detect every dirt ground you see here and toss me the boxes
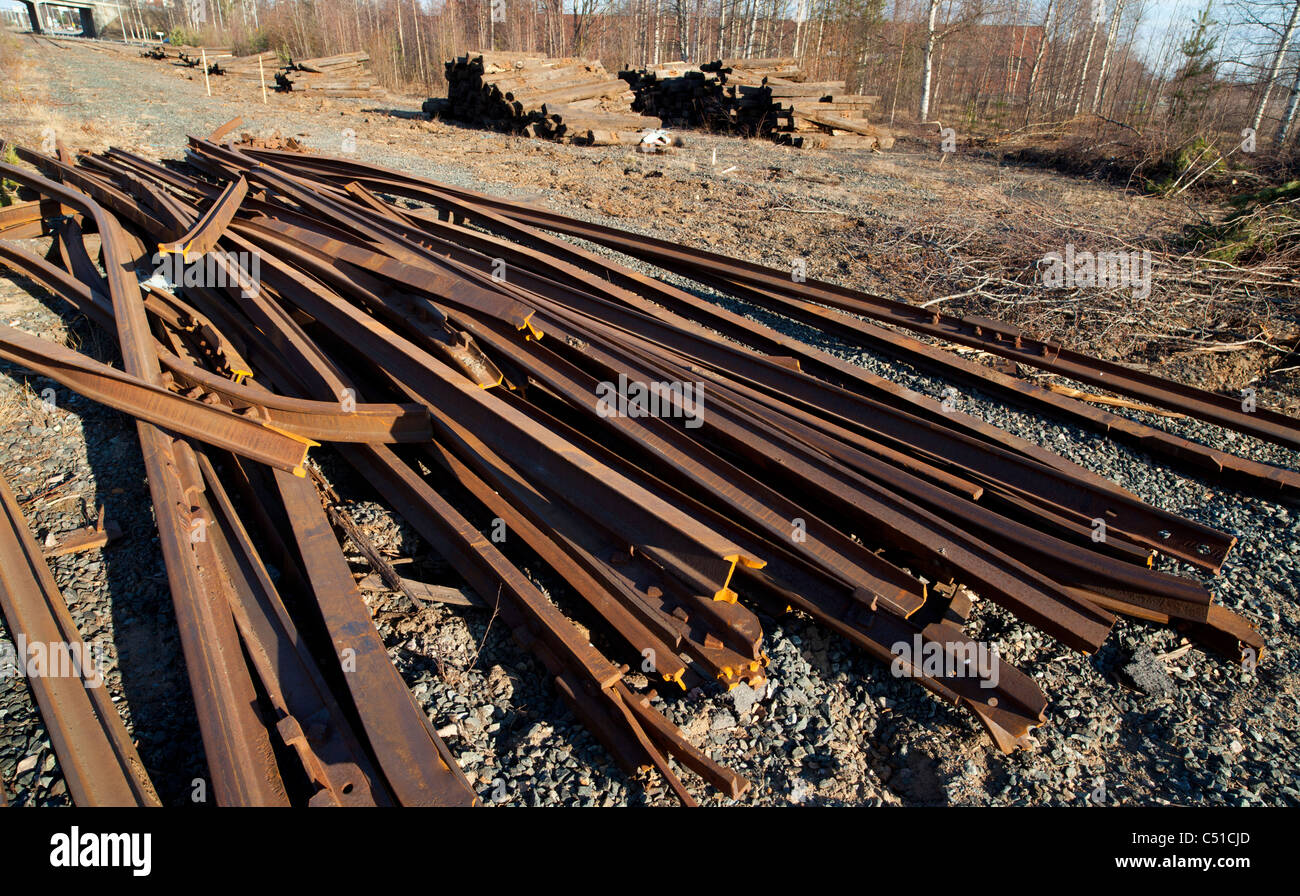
[1,34,1298,808]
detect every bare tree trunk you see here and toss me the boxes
[1105,3,1141,118]
[1006,24,1019,104]
[1091,0,1125,113]
[653,0,663,63]
[889,23,909,126]
[681,0,691,59]
[395,0,406,83]
[1073,11,1100,116]
[633,0,643,62]
[811,0,821,70]
[1278,61,1300,144]
[1252,0,1300,132]
[717,0,728,59]
[792,1,805,61]
[919,0,940,122]
[745,0,757,57]
[412,0,426,85]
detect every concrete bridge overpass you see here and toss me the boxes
[17,1,126,39]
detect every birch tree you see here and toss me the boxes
[1091,0,1127,113]
[919,0,988,123]
[1277,57,1300,141]
[1250,0,1300,130]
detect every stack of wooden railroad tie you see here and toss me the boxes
[621,56,892,150]
[276,52,383,98]
[140,46,381,99]
[433,52,661,146]
[138,44,232,63]
[210,51,278,85]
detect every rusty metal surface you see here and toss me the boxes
[0,136,1272,807]
[194,451,391,807]
[316,155,1296,450]
[271,469,478,807]
[157,175,248,258]
[249,147,1300,496]
[0,322,315,474]
[1,157,291,806]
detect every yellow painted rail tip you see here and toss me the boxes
[263,422,321,450]
[520,312,543,341]
[713,552,766,602]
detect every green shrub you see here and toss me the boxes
[167,27,201,47]
[1192,180,1300,263]
[1143,136,1226,195]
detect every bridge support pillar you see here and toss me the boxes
[20,1,43,34]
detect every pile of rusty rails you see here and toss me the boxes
[0,132,1292,807]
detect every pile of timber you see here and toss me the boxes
[619,61,734,131]
[139,45,382,99]
[621,56,893,150]
[277,52,383,98]
[767,84,891,150]
[435,52,660,146]
[210,51,279,83]
[140,44,232,64]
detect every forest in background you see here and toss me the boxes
[60,0,1296,154]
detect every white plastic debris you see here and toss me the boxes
[637,128,674,153]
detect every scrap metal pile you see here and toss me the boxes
[434,52,660,146]
[0,132,1293,806]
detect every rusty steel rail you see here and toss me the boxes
[193,450,392,807]
[14,155,477,805]
[0,227,434,447]
[271,470,478,807]
[247,147,1300,497]
[398,215,1234,574]
[0,136,1273,807]
[0,322,315,474]
[223,151,1263,601]
[343,443,749,800]
[205,150,1258,647]
[0,158,296,805]
[225,155,1224,615]
[0,470,161,807]
[237,161,1246,571]
[310,154,1300,453]
[157,175,248,258]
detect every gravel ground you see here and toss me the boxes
[0,36,1297,807]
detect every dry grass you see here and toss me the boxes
[0,378,57,432]
[0,31,24,82]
